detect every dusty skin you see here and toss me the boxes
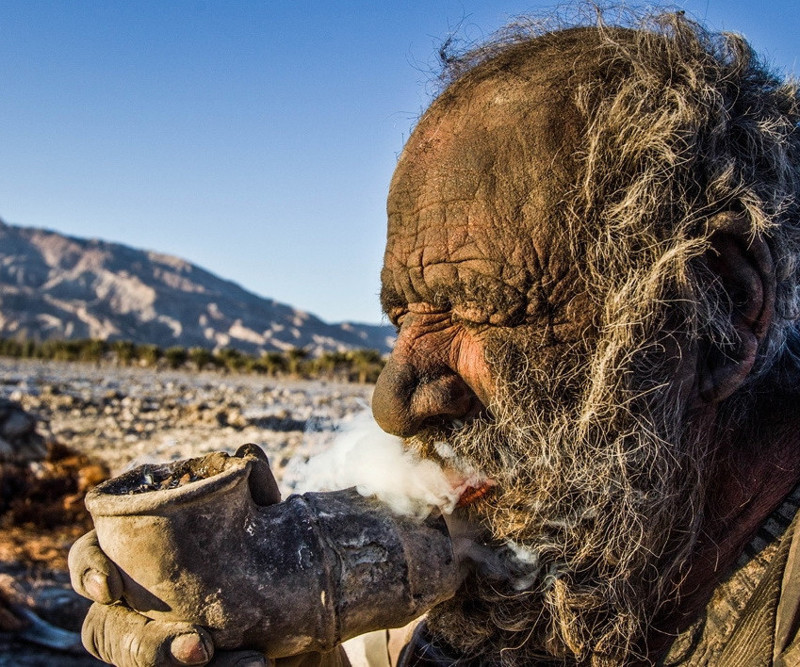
[69,10,800,667]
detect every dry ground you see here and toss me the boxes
[0,358,373,665]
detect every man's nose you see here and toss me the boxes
[372,355,481,437]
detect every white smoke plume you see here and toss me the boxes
[296,411,484,519]
[294,412,547,592]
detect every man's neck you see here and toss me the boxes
[650,388,800,656]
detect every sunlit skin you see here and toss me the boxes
[372,45,598,442]
[371,33,800,658]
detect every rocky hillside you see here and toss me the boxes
[0,219,394,355]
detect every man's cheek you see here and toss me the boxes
[485,330,592,405]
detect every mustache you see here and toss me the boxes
[409,356,711,664]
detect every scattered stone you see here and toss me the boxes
[0,357,375,664]
[0,357,372,487]
[0,399,47,463]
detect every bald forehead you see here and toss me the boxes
[383,34,599,320]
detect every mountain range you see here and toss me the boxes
[0,219,395,355]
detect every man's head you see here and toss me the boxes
[372,11,800,665]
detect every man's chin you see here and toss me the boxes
[422,554,557,665]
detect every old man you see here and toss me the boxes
[69,11,800,666]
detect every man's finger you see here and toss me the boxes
[82,602,214,667]
[68,530,124,604]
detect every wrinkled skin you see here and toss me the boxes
[70,25,800,667]
[371,31,800,665]
[71,540,271,667]
[373,33,594,439]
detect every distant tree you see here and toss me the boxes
[347,349,384,384]
[313,351,335,378]
[36,340,54,360]
[188,347,215,371]
[0,338,23,357]
[313,351,349,380]
[79,339,108,363]
[40,339,81,361]
[112,340,136,366]
[164,346,189,369]
[258,351,287,376]
[21,339,36,359]
[215,347,247,373]
[286,347,309,377]
[137,344,162,367]
[64,341,79,360]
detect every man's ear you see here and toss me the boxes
[697,212,776,403]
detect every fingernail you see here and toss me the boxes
[83,570,109,602]
[170,633,210,665]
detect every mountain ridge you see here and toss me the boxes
[0,218,395,355]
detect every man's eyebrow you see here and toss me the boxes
[432,274,511,308]
[381,273,515,314]
[379,283,453,315]
[380,284,406,314]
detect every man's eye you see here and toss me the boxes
[451,308,490,328]
[388,309,407,329]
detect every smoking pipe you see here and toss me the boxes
[83,447,459,659]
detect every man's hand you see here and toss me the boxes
[69,444,281,667]
[69,529,268,667]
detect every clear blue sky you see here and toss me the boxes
[0,2,797,324]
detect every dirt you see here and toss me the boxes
[0,357,373,665]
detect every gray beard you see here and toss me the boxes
[404,345,711,666]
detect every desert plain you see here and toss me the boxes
[0,357,374,665]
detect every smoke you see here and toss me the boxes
[295,412,546,592]
[296,411,485,519]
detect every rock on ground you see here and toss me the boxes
[1,358,373,488]
[0,357,374,665]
